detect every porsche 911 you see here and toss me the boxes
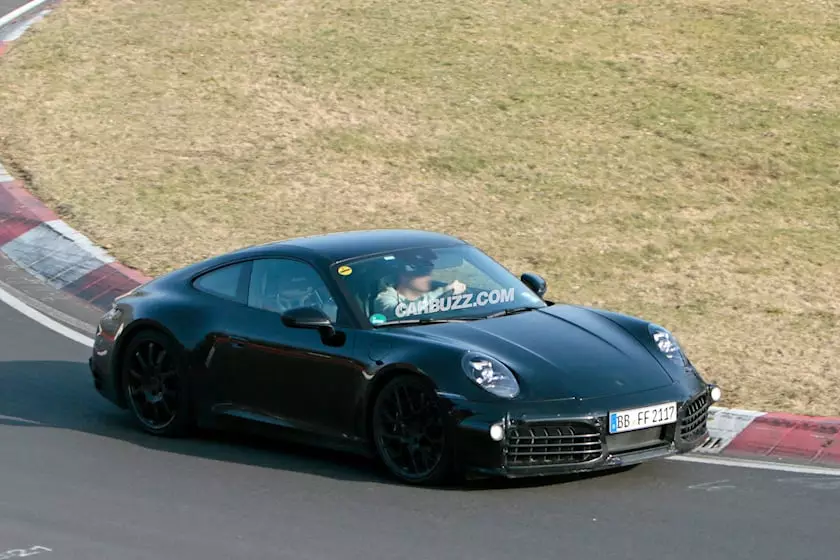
[90,229,721,485]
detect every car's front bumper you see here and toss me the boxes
[444,381,713,479]
[89,326,125,409]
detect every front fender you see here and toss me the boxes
[582,306,696,381]
[368,335,511,404]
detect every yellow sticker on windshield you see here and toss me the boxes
[337,266,353,276]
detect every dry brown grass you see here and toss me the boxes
[1,0,838,414]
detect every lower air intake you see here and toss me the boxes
[506,422,602,466]
[680,392,711,442]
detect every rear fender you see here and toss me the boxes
[109,300,210,407]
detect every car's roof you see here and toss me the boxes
[143,229,469,289]
[237,229,466,263]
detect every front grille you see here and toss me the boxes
[506,422,603,467]
[680,392,710,441]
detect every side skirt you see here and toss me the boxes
[197,404,376,459]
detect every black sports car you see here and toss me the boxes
[90,229,721,485]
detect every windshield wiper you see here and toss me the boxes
[374,307,541,327]
[480,306,541,319]
[374,318,467,328]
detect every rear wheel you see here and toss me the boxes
[372,375,454,485]
[122,330,191,437]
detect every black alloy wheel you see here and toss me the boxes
[372,375,453,485]
[123,331,190,436]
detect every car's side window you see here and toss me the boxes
[247,258,339,322]
[193,262,248,303]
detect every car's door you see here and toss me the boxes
[236,257,368,438]
[189,260,260,412]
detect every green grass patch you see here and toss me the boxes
[0,0,838,414]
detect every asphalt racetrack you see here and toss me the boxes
[0,274,838,559]
[0,0,29,17]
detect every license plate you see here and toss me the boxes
[609,402,678,434]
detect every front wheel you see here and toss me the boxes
[372,375,455,485]
[121,330,191,437]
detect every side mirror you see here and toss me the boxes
[281,307,340,343]
[520,272,547,299]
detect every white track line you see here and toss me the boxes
[0,285,94,347]
[0,278,95,334]
[0,162,13,182]
[0,0,52,29]
[0,414,42,425]
[668,454,840,476]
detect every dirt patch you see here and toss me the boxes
[0,0,838,414]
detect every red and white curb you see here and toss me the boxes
[0,162,151,310]
[1,0,838,474]
[692,407,840,467]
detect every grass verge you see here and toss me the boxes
[0,0,838,414]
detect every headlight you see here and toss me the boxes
[461,352,520,398]
[648,324,685,366]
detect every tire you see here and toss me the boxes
[371,374,455,486]
[121,330,191,437]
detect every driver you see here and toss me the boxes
[373,255,466,320]
[275,273,319,311]
[274,271,338,321]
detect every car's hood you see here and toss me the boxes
[407,304,675,400]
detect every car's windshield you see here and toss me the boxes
[333,245,546,326]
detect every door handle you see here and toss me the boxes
[230,337,247,349]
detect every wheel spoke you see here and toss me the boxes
[380,409,397,424]
[402,386,417,415]
[420,427,443,443]
[407,448,420,474]
[134,350,149,373]
[147,343,156,373]
[423,412,442,430]
[397,387,409,414]
[418,446,433,472]
[392,389,406,417]
[155,348,167,372]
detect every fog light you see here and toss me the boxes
[490,423,505,441]
[709,385,722,402]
